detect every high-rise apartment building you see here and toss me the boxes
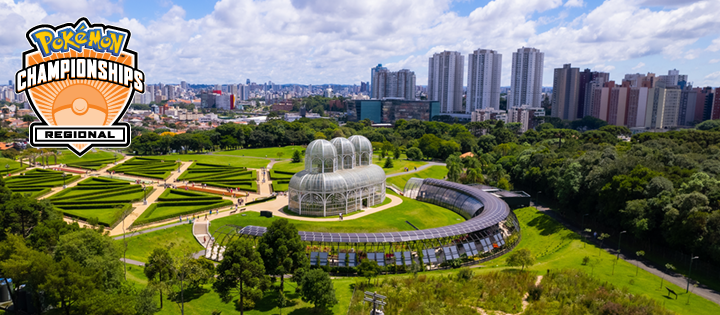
[467,49,502,112]
[712,88,720,120]
[508,105,545,133]
[551,64,580,120]
[579,69,609,118]
[370,64,387,98]
[428,51,464,113]
[371,67,416,100]
[180,81,188,89]
[508,47,544,108]
[678,87,698,126]
[626,87,649,128]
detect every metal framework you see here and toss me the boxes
[287,136,386,217]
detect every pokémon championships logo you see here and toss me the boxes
[15,18,144,156]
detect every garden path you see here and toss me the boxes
[385,162,445,178]
[106,161,193,236]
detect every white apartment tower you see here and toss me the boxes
[371,68,416,100]
[467,49,502,112]
[509,47,544,108]
[428,51,464,113]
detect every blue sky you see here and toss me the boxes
[1,0,719,87]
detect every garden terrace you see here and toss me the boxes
[178,162,257,192]
[47,177,147,226]
[132,188,232,226]
[66,157,116,170]
[108,157,180,179]
[5,169,80,198]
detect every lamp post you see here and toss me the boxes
[687,255,699,293]
[4,164,8,177]
[114,153,118,165]
[143,186,148,205]
[62,173,67,189]
[617,231,627,260]
[177,160,181,173]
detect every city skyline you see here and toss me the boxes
[0,0,719,87]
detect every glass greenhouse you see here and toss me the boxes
[288,135,386,216]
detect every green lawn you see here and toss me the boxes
[219,145,304,159]
[133,189,233,225]
[117,223,203,263]
[212,194,464,233]
[272,159,305,173]
[56,149,119,164]
[108,157,180,180]
[373,154,428,175]
[473,207,720,315]
[386,165,448,190]
[0,157,27,176]
[142,154,270,169]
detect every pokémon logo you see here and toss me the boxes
[15,17,144,156]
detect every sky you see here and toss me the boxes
[1,0,720,87]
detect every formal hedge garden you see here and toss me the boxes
[178,162,258,192]
[132,188,232,226]
[47,177,147,226]
[66,157,116,170]
[5,169,80,198]
[107,157,180,179]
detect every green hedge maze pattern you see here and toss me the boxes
[66,158,116,170]
[108,157,180,180]
[178,162,257,192]
[47,177,146,226]
[270,170,294,192]
[133,189,232,225]
[5,169,80,198]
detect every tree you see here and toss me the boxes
[405,147,423,161]
[291,150,302,163]
[257,219,309,294]
[298,269,338,311]
[598,233,610,256]
[393,147,401,159]
[383,156,394,168]
[276,152,285,159]
[357,259,381,284]
[213,238,266,315]
[506,248,535,271]
[635,250,645,276]
[445,155,462,182]
[144,248,175,309]
[314,131,326,140]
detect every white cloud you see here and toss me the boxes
[564,0,584,8]
[0,0,719,87]
[710,59,720,64]
[594,64,615,72]
[703,71,720,86]
[632,62,645,70]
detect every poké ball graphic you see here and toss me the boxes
[51,84,108,126]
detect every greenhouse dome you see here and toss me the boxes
[288,135,386,217]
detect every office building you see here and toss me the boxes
[551,64,580,120]
[428,51,464,113]
[350,99,440,123]
[697,87,714,121]
[371,67,416,100]
[508,47,544,108]
[467,49,502,112]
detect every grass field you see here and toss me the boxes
[212,194,464,233]
[178,162,258,192]
[272,159,305,173]
[0,157,27,176]
[48,177,144,226]
[143,154,270,169]
[373,154,428,175]
[5,169,80,197]
[108,157,180,179]
[470,207,720,315]
[133,189,233,225]
[56,149,118,164]
[386,165,448,190]
[117,223,203,263]
[219,145,304,159]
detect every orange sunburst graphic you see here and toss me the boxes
[16,17,144,156]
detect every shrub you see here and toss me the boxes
[457,267,473,281]
[582,256,590,265]
[527,284,543,301]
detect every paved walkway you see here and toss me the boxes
[107,161,193,236]
[120,258,145,266]
[534,203,720,306]
[386,162,445,178]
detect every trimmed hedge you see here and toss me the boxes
[57,203,131,227]
[133,200,232,226]
[246,195,277,205]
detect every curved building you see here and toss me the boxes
[287,135,386,216]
